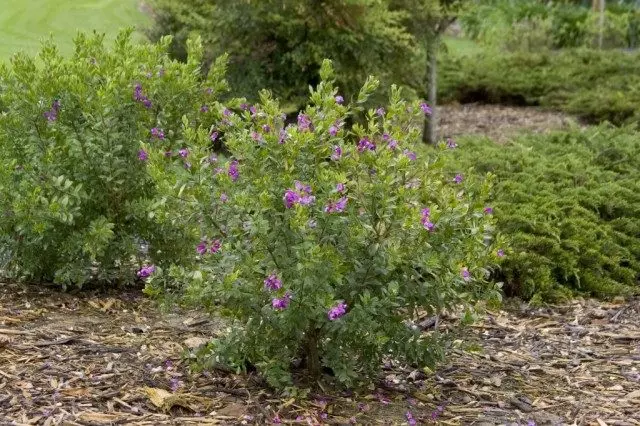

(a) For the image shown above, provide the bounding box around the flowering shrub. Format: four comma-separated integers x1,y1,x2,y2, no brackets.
0,31,228,287
147,60,500,388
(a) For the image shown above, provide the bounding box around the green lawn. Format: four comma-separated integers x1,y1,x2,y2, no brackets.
0,0,149,60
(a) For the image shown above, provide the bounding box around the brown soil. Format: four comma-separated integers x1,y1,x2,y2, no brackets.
438,104,580,143
1,280,639,425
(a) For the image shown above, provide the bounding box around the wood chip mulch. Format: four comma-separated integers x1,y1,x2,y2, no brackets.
1,281,639,425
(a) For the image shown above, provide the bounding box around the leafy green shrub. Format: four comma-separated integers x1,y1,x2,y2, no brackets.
0,31,226,288
147,0,416,109
439,48,640,125
145,61,501,388
440,126,640,301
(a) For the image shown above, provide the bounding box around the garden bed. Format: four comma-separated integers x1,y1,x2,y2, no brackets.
1,282,638,425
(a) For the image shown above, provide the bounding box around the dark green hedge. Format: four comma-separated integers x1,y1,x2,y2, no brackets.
439,126,640,302
439,49,640,126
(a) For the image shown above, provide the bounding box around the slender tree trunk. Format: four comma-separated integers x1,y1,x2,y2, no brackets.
304,328,321,379
598,0,605,49
423,35,439,144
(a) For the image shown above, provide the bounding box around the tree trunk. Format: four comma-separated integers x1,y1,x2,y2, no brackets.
598,0,605,49
423,36,439,144
304,328,321,379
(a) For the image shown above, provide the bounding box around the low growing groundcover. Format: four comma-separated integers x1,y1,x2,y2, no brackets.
440,125,640,302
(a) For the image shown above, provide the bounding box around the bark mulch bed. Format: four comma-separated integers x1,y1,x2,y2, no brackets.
438,104,580,143
1,281,639,425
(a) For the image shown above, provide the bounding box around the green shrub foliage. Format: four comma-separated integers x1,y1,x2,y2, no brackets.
0,31,226,287
441,127,640,302
439,48,640,126
146,0,416,108
144,60,501,388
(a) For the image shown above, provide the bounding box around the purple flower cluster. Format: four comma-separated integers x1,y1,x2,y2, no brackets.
421,207,434,231
404,150,417,161
430,405,444,421
446,138,458,149
200,105,209,113
210,131,219,142
328,301,347,320
272,292,292,310
151,127,165,140
178,148,189,158
324,197,348,214
484,206,493,215
329,125,339,137
297,113,313,132
43,100,60,122
137,265,156,279
461,267,471,282
331,145,343,161
420,102,432,116
357,137,376,153
497,249,505,258
405,411,417,426
133,84,152,109
335,95,344,104
283,181,315,208
228,160,239,182
197,239,222,255
279,128,289,144
264,274,282,291
138,149,149,162
376,107,385,117
453,174,464,184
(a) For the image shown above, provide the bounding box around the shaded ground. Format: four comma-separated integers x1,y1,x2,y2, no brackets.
438,104,579,143
1,281,639,425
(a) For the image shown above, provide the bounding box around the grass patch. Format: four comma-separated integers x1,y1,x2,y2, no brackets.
0,0,149,60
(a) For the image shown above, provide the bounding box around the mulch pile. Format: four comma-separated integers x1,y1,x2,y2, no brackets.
438,104,579,143
1,279,639,425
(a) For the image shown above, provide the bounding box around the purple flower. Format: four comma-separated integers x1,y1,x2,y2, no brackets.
328,301,347,320
200,105,209,113
405,411,417,426
133,84,143,101
220,193,228,203
295,181,312,194
299,195,316,206
335,95,344,104
497,249,505,258
357,137,376,152
382,133,390,141
251,131,261,142
138,149,149,161
527,421,536,426
228,160,239,182
240,103,249,111
196,241,207,255
420,102,432,115
388,139,398,150
422,220,435,232
249,105,257,116
169,378,183,392
151,127,165,140
336,183,346,193
178,148,189,158
404,150,416,161
278,129,288,144
297,113,313,132
453,174,463,184
264,274,282,291
446,138,458,149
272,414,282,424
211,239,222,254
142,98,153,109
223,108,232,116
210,132,219,142
283,189,300,209
329,125,338,137
421,208,431,218
137,265,156,279
325,197,348,213
484,206,493,215
272,292,292,311
44,110,57,122
331,145,343,161
376,107,385,117
262,124,271,133
461,267,471,282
